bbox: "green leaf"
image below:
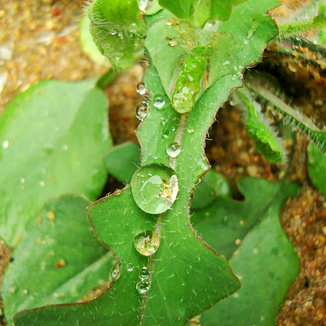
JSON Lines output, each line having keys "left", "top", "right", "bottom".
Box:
{"left": 191, "top": 169, "right": 232, "bottom": 210}
{"left": 307, "top": 141, "right": 326, "bottom": 196}
{"left": 246, "top": 73, "right": 326, "bottom": 153}
{"left": 104, "top": 142, "right": 141, "bottom": 183}
{"left": 158, "top": 0, "right": 248, "bottom": 26}
{"left": 233, "top": 87, "right": 286, "bottom": 163}
{"left": 145, "top": 0, "right": 279, "bottom": 103}
{"left": 88, "top": 0, "right": 145, "bottom": 69}
{"left": 14, "top": 56, "right": 241, "bottom": 326}
{"left": 192, "top": 178, "right": 300, "bottom": 325}
{"left": 79, "top": 14, "right": 110, "bottom": 66}
{"left": 2, "top": 195, "right": 114, "bottom": 326}
{"left": 0, "top": 79, "right": 111, "bottom": 246}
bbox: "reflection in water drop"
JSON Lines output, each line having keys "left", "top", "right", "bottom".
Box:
{"left": 137, "top": 0, "right": 153, "bottom": 12}
{"left": 136, "top": 82, "right": 148, "bottom": 95}
{"left": 131, "top": 164, "right": 179, "bottom": 214}
{"left": 136, "top": 102, "right": 148, "bottom": 121}
{"left": 139, "top": 266, "right": 150, "bottom": 279}
{"left": 136, "top": 280, "right": 150, "bottom": 294}
{"left": 153, "top": 95, "right": 165, "bottom": 109}
{"left": 134, "top": 231, "right": 160, "bottom": 256}
{"left": 109, "top": 263, "right": 120, "bottom": 282}
{"left": 126, "top": 263, "right": 134, "bottom": 272}
{"left": 166, "top": 142, "right": 181, "bottom": 158}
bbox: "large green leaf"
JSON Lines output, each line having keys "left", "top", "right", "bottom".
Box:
{"left": 14, "top": 57, "right": 241, "bottom": 326}
{"left": 192, "top": 178, "right": 300, "bottom": 325}
{"left": 158, "top": 0, "right": 248, "bottom": 26}
{"left": 88, "top": 0, "right": 145, "bottom": 68}
{"left": 307, "top": 141, "right": 326, "bottom": 196}
{"left": 0, "top": 79, "right": 111, "bottom": 246}
{"left": 2, "top": 195, "right": 114, "bottom": 326}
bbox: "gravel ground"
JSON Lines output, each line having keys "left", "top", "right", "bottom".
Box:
{"left": 0, "top": 0, "right": 325, "bottom": 325}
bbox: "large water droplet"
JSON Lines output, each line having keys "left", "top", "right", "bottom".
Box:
{"left": 134, "top": 231, "right": 160, "bottom": 256}
{"left": 136, "top": 102, "right": 148, "bottom": 121}
{"left": 139, "top": 266, "right": 150, "bottom": 279}
{"left": 136, "top": 82, "right": 148, "bottom": 95}
{"left": 137, "top": 0, "right": 153, "bottom": 12}
{"left": 153, "top": 95, "right": 165, "bottom": 109}
{"left": 166, "top": 142, "right": 181, "bottom": 158}
{"left": 136, "top": 280, "right": 150, "bottom": 294}
{"left": 131, "top": 164, "right": 179, "bottom": 214}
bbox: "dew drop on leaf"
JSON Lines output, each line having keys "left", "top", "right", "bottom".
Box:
{"left": 131, "top": 164, "right": 179, "bottom": 214}
{"left": 109, "top": 263, "right": 120, "bottom": 282}
{"left": 133, "top": 231, "right": 160, "bottom": 256}
{"left": 136, "top": 82, "right": 148, "bottom": 95}
{"left": 137, "top": 0, "right": 153, "bottom": 12}
{"left": 136, "top": 102, "right": 148, "bottom": 121}
{"left": 153, "top": 94, "right": 165, "bottom": 109}
{"left": 136, "top": 280, "right": 150, "bottom": 294}
{"left": 166, "top": 142, "right": 181, "bottom": 158}
{"left": 139, "top": 266, "right": 150, "bottom": 279}
{"left": 126, "top": 263, "right": 134, "bottom": 272}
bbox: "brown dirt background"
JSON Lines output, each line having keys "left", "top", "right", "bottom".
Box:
{"left": 0, "top": 0, "right": 325, "bottom": 325}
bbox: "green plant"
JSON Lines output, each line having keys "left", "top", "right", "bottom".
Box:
{"left": 1, "top": 0, "right": 326, "bottom": 325}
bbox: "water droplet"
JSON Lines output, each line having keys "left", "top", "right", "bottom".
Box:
{"left": 187, "top": 127, "right": 194, "bottom": 133}
{"left": 222, "top": 60, "right": 230, "bottom": 65}
{"left": 139, "top": 266, "right": 150, "bottom": 279}
{"left": 131, "top": 164, "right": 179, "bottom": 214}
{"left": 20, "top": 178, "right": 25, "bottom": 184}
{"left": 136, "top": 82, "right": 148, "bottom": 95}
{"left": 153, "top": 95, "right": 165, "bottom": 109}
{"left": 166, "top": 142, "right": 181, "bottom": 158}
{"left": 244, "top": 39, "right": 249, "bottom": 44}
{"left": 134, "top": 231, "right": 160, "bottom": 256}
{"left": 63, "top": 144, "right": 68, "bottom": 151}
{"left": 136, "top": 102, "right": 148, "bottom": 121}
{"left": 137, "top": 0, "right": 153, "bottom": 12}
{"left": 136, "top": 280, "right": 150, "bottom": 294}
{"left": 39, "top": 181, "right": 45, "bottom": 187}
{"left": 109, "top": 263, "right": 120, "bottom": 282}
{"left": 2, "top": 140, "right": 9, "bottom": 149}
{"left": 126, "top": 263, "right": 134, "bottom": 272}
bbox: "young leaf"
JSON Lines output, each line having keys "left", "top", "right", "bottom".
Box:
{"left": 2, "top": 195, "right": 114, "bottom": 326}
{"left": 307, "top": 141, "right": 326, "bottom": 196}
{"left": 192, "top": 178, "right": 300, "bottom": 325}
{"left": 158, "top": 0, "right": 248, "bottom": 26}
{"left": 246, "top": 73, "right": 326, "bottom": 153}
{"left": 145, "top": 0, "right": 279, "bottom": 102}
{"left": 233, "top": 87, "right": 286, "bottom": 163}
{"left": 88, "top": 0, "right": 145, "bottom": 69}
{"left": 0, "top": 79, "right": 111, "bottom": 247}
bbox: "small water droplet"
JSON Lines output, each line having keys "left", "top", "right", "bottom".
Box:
{"left": 136, "top": 280, "right": 150, "bottom": 294}
{"left": 39, "top": 181, "right": 45, "bottom": 187}
{"left": 222, "top": 60, "right": 230, "bottom": 65}
{"left": 136, "top": 82, "right": 148, "bottom": 95}
{"left": 139, "top": 266, "right": 150, "bottom": 279}
{"left": 2, "top": 140, "right": 9, "bottom": 149}
{"left": 244, "top": 39, "right": 249, "bottom": 44}
{"left": 136, "top": 102, "right": 148, "bottom": 121}
{"left": 153, "top": 95, "right": 165, "bottom": 109}
{"left": 187, "top": 127, "right": 194, "bottom": 133}
{"left": 23, "top": 289, "right": 28, "bottom": 295}
{"left": 137, "top": 0, "right": 153, "bottom": 12}
{"left": 134, "top": 231, "right": 160, "bottom": 256}
{"left": 131, "top": 164, "right": 179, "bottom": 214}
{"left": 63, "top": 144, "right": 68, "bottom": 151}
{"left": 126, "top": 263, "right": 134, "bottom": 272}
{"left": 20, "top": 178, "right": 25, "bottom": 184}
{"left": 166, "top": 142, "right": 181, "bottom": 158}
{"left": 109, "top": 263, "right": 120, "bottom": 282}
